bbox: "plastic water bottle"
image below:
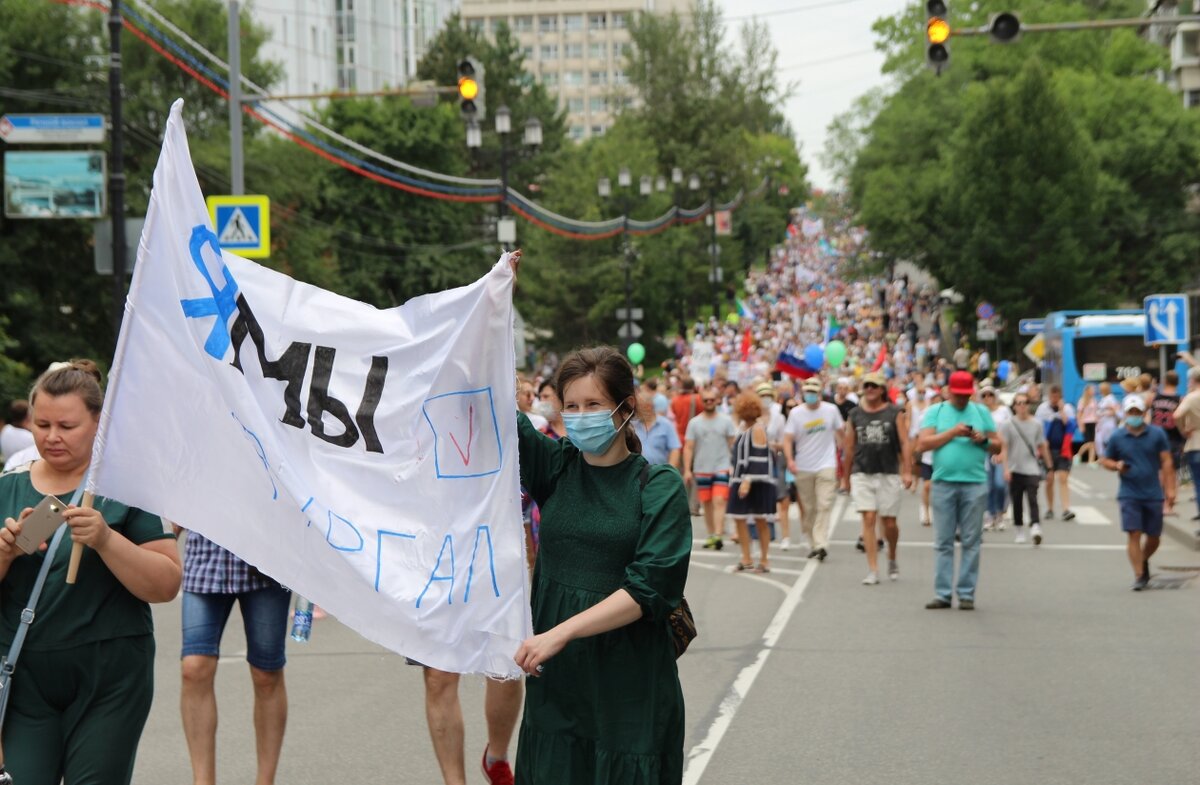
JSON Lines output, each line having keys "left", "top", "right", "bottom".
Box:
{"left": 290, "top": 596, "right": 315, "bottom": 643}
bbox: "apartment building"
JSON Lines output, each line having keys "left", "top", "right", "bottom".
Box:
{"left": 1146, "top": 0, "right": 1200, "bottom": 108}
{"left": 250, "top": 0, "right": 456, "bottom": 99}
{"left": 459, "top": 0, "right": 690, "bottom": 140}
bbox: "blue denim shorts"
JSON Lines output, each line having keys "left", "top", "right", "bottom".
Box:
{"left": 181, "top": 586, "right": 292, "bottom": 671}
{"left": 1119, "top": 499, "right": 1164, "bottom": 537}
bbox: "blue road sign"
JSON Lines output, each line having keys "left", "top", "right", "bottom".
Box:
{"left": 0, "top": 114, "right": 105, "bottom": 144}
{"left": 976, "top": 302, "right": 995, "bottom": 321}
{"left": 1018, "top": 318, "right": 1045, "bottom": 336}
{"left": 1143, "top": 294, "right": 1189, "bottom": 346}
{"left": 206, "top": 195, "right": 270, "bottom": 258}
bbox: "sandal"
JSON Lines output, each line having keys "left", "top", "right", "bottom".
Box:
{"left": 754, "top": 564, "right": 770, "bottom": 574}
{"left": 735, "top": 562, "right": 754, "bottom": 572}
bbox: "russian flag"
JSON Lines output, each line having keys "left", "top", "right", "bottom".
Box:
{"left": 775, "top": 348, "right": 816, "bottom": 379}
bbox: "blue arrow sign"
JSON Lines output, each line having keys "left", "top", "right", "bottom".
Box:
{"left": 1143, "top": 294, "right": 1189, "bottom": 346}
{"left": 1018, "top": 318, "right": 1044, "bottom": 336}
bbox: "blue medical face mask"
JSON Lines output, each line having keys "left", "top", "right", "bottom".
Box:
{"left": 803, "top": 392, "right": 820, "bottom": 405}
{"left": 563, "top": 404, "right": 635, "bottom": 455}
{"left": 1125, "top": 415, "right": 1144, "bottom": 428}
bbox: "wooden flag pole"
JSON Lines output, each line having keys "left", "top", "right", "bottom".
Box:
{"left": 65, "top": 491, "right": 95, "bottom": 584}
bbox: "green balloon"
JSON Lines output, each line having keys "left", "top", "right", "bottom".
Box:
{"left": 825, "top": 340, "right": 847, "bottom": 368}
{"left": 627, "top": 342, "right": 646, "bottom": 365}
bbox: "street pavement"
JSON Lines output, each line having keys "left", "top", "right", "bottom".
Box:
{"left": 133, "top": 467, "right": 1200, "bottom": 784}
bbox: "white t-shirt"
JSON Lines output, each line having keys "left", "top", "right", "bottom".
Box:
{"left": 0, "top": 424, "right": 34, "bottom": 461}
{"left": 2, "top": 442, "right": 39, "bottom": 472}
{"left": 785, "top": 401, "right": 844, "bottom": 472}
{"left": 1034, "top": 401, "right": 1076, "bottom": 424}
{"left": 989, "top": 405, "right": 1012, "bottom": 431}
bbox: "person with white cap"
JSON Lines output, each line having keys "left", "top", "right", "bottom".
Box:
{"left": 1102, "top": 395, "right": 1175, "bottom": 590}
{"left": 841, "top": 371, "right": 912, "bottom": 584}
{"left": 917, "top": 371, "right": 1001, "bottom": 610}
{"left": 784, "top": 377, "right": 844, "bottom": 561}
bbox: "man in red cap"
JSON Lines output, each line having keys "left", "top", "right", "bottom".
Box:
{"left": 916, "top": 370, "right": 1003, "bottom": 610}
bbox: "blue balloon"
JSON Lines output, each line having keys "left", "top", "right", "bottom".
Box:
{"left": 996, "top": 360, "right": 1010, "bottom": 382}
{"left": 804, "top": 344, "right": 825, "bottom": 370}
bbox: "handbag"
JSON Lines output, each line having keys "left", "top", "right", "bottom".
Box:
{"left": 638, "top": 463, "right": 697, "bottom": 658}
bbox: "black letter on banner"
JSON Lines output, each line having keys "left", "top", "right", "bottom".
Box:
{"left": 307, "top": 346, "right": 360, "bottom": 448}
{"left": 355, "top": 356, "right": 387, "bottom": 454}
{"left": 228, "top": 295, "right": 311, "bottom": 429}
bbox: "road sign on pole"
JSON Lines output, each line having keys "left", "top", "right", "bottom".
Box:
{"left": 1143, "top": 294, "right": 1189, "bottom": 345}
{"left": 615, "top": 308, "right": 643, "bottom": 321}
{"left": 0, "top": 114, "right": 106, "bottom": 144}
{"left": 976, "top": 302, "right": 995, "bottom": 321}
{"left": 206, "top": 195, "right": 270, "bottom": 258}
{"left": 617, "top": 323, "right": 643, "bottom": 340}
{"left": 1018, "top": 318, "right": 1045, "bottom": 335}
{"left": 1023, "top": 334, "right": 1045, "bottom": 365}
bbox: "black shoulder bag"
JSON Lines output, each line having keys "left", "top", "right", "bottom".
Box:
{"left": 638, "top": 463, "right": 697, "bottom": 658}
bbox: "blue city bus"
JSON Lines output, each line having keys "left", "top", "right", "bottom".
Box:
{"left": 1041, "top": 310, "right": 1189, "bottom": 405}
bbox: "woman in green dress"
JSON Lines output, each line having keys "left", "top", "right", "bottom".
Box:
{"left": 512, "top": 344, "right": 692, "bottom": 785}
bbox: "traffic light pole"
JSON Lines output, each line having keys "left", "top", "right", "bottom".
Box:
{"left": 622, "top": 218, "right": 634, "bottom": 352}
{"left": 954, "top": 13, "right": 1200, "bottom": 37}
{"left": 709, "top": 187, "right": 719, "bottom": 321}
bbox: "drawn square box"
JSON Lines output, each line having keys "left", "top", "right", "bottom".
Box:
{"left": 421, "top": 387, "right": 503, "bottom": 479}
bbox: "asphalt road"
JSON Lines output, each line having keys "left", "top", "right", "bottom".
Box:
{"left": 133, "top": 467, "right": 1200, "bottom": 784}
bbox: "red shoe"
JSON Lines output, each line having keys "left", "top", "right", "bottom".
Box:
{"left": 481, "top": 746, "right": 514, "bottom": 785}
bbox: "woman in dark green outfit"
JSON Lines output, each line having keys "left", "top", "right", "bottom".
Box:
{"left": 513, "top": 345, "right": 692, "bottom": 785}
{"left": 0, "top": 361, "right": 181, "bottom": 785}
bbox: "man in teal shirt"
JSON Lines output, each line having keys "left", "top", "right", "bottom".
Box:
{"left": 917, "top": 371, "right": 1002, "bottom": 610}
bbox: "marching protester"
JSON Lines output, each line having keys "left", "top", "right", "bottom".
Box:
{"left": 1036, "top": 385, "right": 1077, "bottom": 521}
{"left": 980, "top": 383, "right": 1011, "bottom": 531}
{"left": 756, "top": 382, "right": 793, "bottom": 550}
{"left": 178, "top": 532, "right": 291, "bottom": 785}
{"left": 917, "top": 371, "right": 1001, "bottom": 610}
{"left": 512, "top": 341, "right": 692, "bottom": 784}
{"left": 784, "top": 378, "right": 844, "bottom": 561}
{"left": 0, "top": 360, "right": 181, "bottom": 784}
{"left": 726, "top": 392, "right": 775, "bottom": 573}
{"left": 536, "top": 380, "right": 567, "bottom": 440}
{"left": 1102, "top": 396, "right": 1175, "bottom": 591}
{"left": 0, "top": 401, "right": 34, "bottom": 465}
{"left": 633, "top": 387, "right": 682, "bottom": 469}
{"left": 1002, "top": 393, "right": 1053, "bottom": 545}
{"left": 841, "top": 371, "right": 912, "bottom": 584}
{"left": 683, "top": 387, "right": 736, "bottom": 550}
{"left": 1173, "top": 366, "right": 1200, "bottom": 529}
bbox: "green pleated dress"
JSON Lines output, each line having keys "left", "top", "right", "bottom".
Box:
{"left": 514, "top": 413, "right": 692, "bottom": 785}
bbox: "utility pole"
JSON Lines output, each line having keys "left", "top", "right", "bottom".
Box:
{"left": 709, "top": 181, "right": 720, "bottom": 320}
{"left": 623, "top": 217, "right": 634, "bottom": 352}
{"left": 109, "top": 0, "right": 127, "bottom": 340}
{"left": 227, "top": 0, "right": 244, "bottom": 195}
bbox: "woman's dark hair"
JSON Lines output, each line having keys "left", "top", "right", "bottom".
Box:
{"left": 30, "top": 359, "right": 104, "bottom": 416}
{"left": 537, "top": 378, "right": 558, "bottom": 399}
{"left": 555, "top": 346, "right": 641, "bottom": 454}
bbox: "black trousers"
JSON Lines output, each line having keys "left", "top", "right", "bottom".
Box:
{"left": 1009, "top": 472, "right": 1041, "bottom": 527}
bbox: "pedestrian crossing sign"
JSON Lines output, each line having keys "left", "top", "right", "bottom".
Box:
{"left": 206, "top": 195, "right": 270, "bottom": 258}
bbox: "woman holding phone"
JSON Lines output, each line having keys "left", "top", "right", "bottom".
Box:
{"left": 0, "top": 360, "right": 181, "bottom": 785}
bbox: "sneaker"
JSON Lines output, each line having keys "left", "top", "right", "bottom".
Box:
{"left": 958, "top": 599, "right": 975, "bottom": 610}
{"left": 921, "top": 510, "right": 932, "bottom": 527}
{"left": 995, "top": 517, "right": 1007, "bottom": 531}
{"left": 815, "top": 547, "right": 828, "bottom": 562}
{"left": 713, "top": 537, "right": 724, "bottom": 551}
{"left": 1131, "top": 574, "right": 1149, "bottom": 591}
{"left": 862, "top": 571, "right": 880, "bottom": 585}
{"left": 855, "top": 536, "right": 866, "bottom": 553}
{"left": 983, "top": 518, "right": 995, "bottom": 532}
{"left": 1045, "top": 510, "right": 1055, "bottom": 521}
{"left": 1142, "top": 558, "right": 1150, "bottom": 580}
{"left": 482, "top": 747, "right": 514, "bottom": 785}
{"left": 1014, "top": 530, "right": 1027, "bottom": 544}
{"left": 888, "top": 560, "right": 899, "bottom": 581}
{"left": 702, "top": 536, "right": 715, "bottom": 550}
{"left": 1062, "top": 509, "right": 1076, "bottom": 521}
{"left": 1031, "top": 523, "right": 1043, "bottom": 546}
{"left": 925, "top": 598, "right": 952, "bottom": 609}
{"left": 780, "top": 537, "right": 791, "bottom": 552}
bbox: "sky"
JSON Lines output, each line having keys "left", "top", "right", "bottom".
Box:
{"left": 716, "top": 0, "right": 912, "bottom": 191}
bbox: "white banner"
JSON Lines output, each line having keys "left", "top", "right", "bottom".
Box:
{"left": 89, "top": 100, "right": 530, "bottom": 677}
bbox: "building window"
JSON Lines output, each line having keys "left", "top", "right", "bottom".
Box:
{"left": 513, "top": 15, "right": 533, "bottom": 32}
{"left": 490, "top": 18, "right": 507, "bottom": 34}
{"left": 589, "top": 13, "right": 606, "bottom": 31}
{"left": 539, "top": 15, "right": 558, "bottom": 33}
{"left": 613, "top": 69, "right": 628, "bottom": 85}
{"left": 540, "top": 44, "right": 558, "bottom": 60}
{"left": 612, "top": 12, "right": 627, "bottom": 29}
{"left": 589, "top": 42, "right": 607, "bottom": 59}
{"left": 467, "top": 18, "right": 484, "bottom": 33}
{"left": 1187, "top": 89, "right": 1200, "bottom": 108}
{"left": 564, "top": 70, "right": 584, "bottom": 86}
{"left": 521, "top": 46, "right": 535, "bottom": 60}
{"left": 591, "top": 125, "right": 607, "bottom": 137}
{"left": 590, "top": 70, "right": 608, "bottom": 86}
{"left": 564, "top": 43, "right": 583, "bottom": 59}
{"left": 564, "top": 14, "right": 584, "bottom": 32}
{"left": 589, "top": 96, "right": 607, "bottom": 112}
{"left": 567, "top": 97, "right": 584, "bottom": 113}
{"left": 615, "top": 42, "right": 631, "bottom": 58}
{"left": 570, "top": 125, "right": 586, "bottom": 140}
{"left": 282, "top": 16, "right": 288, "bottom": 45}
{"left": 542, "top": 71, "right": 559, "bottom": 87}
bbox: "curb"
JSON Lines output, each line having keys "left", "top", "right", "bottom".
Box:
{"left": 1163, "top": 515, "right": 1200, "bottom": 551}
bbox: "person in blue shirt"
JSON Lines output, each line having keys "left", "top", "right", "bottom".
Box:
{"left": 1102, "top": 395, "right": 1176, "bottom": 591}
{"left": 632, "top": 389, "right": 682, "bottom": 468}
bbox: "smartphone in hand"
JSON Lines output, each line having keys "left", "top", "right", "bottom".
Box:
{"left": 14, "top": 495, "right": 68, "bottom": 555}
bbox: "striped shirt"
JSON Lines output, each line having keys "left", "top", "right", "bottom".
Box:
{"left": 182, "top": 531, "right": 278, "bottom": 594}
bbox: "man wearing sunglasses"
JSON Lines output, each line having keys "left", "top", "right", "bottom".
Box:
{"left": 684, "top": 389, "right": 736, "bottom": 549}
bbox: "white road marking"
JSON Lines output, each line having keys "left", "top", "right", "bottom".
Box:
{"left": 682, "top": 494, "right": 849, "bottom": 785}
{"left": 1067, "top": 505, "right": 1111, "bottom": 525}
{"left": 689, "top": 561, "right": 788, "bottom": 595}
{"left": 828, "top": 539, "right": 1125, "bottom": 552}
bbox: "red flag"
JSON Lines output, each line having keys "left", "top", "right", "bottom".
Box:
{"left": 871, "top": 342, "right": 888, "bottom": 372}
{"left": 740, "top": 327, "right": 752, "bottom": 361}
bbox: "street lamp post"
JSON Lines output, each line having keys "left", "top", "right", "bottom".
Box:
{"left": 466, "top": 107, "right": 540, "bottom": 245}
{"left": 704, "top": 174, "right": 720, "bottom": 320}
{"left": 599, "top": 170, "right": 641, "bottom": 351}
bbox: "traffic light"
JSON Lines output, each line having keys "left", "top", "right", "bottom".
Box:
{"left": 457, "top": 57, "right": 485, "bottom": 121}
{"left": 988, "top": 12, "right": 1020, "bottom": 43}
{"left": 926, "top": 0, "right": 950, "bottom": 73}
